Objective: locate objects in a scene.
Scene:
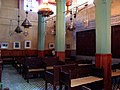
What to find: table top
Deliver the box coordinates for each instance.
[112,71,120,77]
[71,76,103,87]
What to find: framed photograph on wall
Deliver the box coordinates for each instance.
[49,43,55,49]
[13,42,20,49]
[66,44,70,49]
[1,42,8,49]
[25,40,31,48]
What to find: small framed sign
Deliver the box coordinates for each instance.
[13,42,20,49]
[1,42,8,49]
[49,43,55,49]
[25,40,31,48]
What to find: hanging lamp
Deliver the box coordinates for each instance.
[21,11,32,28]
[67,10,75,31]
[15,0,22,33]
[38,2,54,17]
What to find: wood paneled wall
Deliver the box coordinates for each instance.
[76,30,96,56]
[1,49,38,58]
[0,49,74,58]
[76,25,120,58]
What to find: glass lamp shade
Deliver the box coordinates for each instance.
[38,3,54,17]
[21,18,32,28]
[15,25,22,33]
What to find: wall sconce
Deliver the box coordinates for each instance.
[38,2,54,17]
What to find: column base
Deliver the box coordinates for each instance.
[56,51,65,62]
[38,50,45,57]
[96,54,112,90]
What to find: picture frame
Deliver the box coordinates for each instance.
[49,43,55,49]
[1,42,8,49]
[13,42,20,49]
[66,44,70,49]
[25,40,31,48]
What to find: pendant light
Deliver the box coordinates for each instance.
[15,0,22,33]
[21,4,32,28]
[38,0,54,17]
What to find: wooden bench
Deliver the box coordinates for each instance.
[44,57,65,90]
[45,64,77,90]
[45,64,94,90]
[60,65,104,90]
[22,57,45,82]
[65,59,92,65]
[112,63,120,85]
[14,57,26,74]
[43,56,65,71]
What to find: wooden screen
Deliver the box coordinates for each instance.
[76,29,96,56]
[76,25,120,58]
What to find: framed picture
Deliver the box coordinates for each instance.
[1,42,8,49]
[25,40,31,48]
[66,44,70,49]
[13,42,20,49]
[49,43,55,49]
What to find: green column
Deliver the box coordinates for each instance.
[94,0,112,90]
[55,0,66,60]
[95,0,112,54]
[38,14,46,57]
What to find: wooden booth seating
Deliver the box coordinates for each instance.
[112,63,120,72]
[65,59,92,65]
[0,60,2,82]
[45,64,77,90]
[44,57,65,90]
[60,65,104,90]
[22,57,45,82]
[14,57,26,74]
[43,56,65,71]
[112,63,120,84]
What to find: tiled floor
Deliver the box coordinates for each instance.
[1,64,120,90]
[2,65,54,90]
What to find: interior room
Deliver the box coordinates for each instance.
[0,0,120,90]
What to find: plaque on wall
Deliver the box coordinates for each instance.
[1,42,8,49]
[13,42,20,49]
[49,43,55,49]
[25,40,31,49]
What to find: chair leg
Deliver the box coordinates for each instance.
[45,81,47,90]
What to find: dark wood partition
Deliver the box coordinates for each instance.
[76,29,96,56]
[76,25,120,58]
[111,25,120,58]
